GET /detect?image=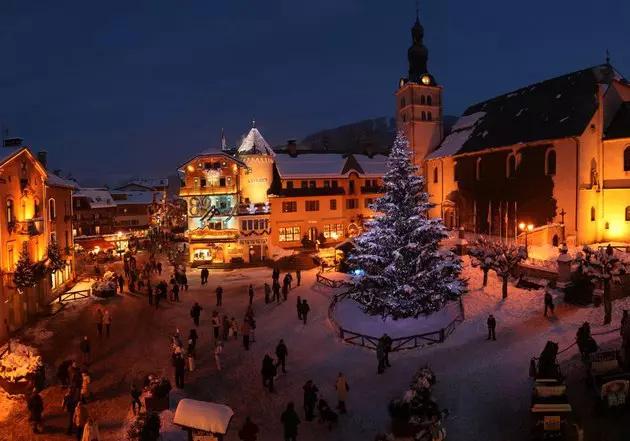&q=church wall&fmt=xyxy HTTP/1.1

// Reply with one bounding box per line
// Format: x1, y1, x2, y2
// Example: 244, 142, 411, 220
548, 138, 577, 240
602, 138, 630, 181
425, 157, 457, 223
